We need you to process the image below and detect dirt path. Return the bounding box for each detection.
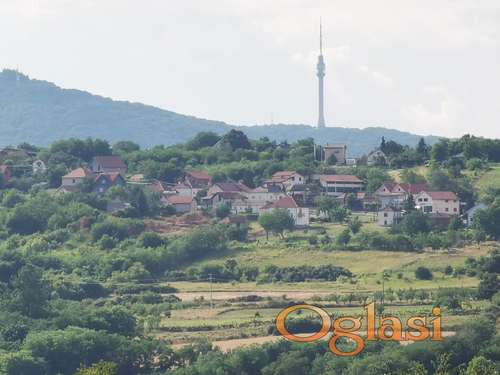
[174,290,333,302]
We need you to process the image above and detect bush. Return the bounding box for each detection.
[138,232,166,248]
[415,266,433,280]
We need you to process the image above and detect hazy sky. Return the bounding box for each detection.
[1,1,499,138]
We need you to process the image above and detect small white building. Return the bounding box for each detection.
[377,207,403,226]
[465,203,488,227]
[60,167,94,192]
[415,191,460,215]
[243,186,286,213]
[261,196,310,227]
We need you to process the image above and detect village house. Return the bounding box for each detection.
[318,175,364,196]
[261,196,310,227]
[185,170,212,189]
[174,170,213,198]
[289,183,323,207]
[465,202,488,227]
[93,172,126,195]
[323,144,347,164]
[0,165,12,183]
[60,167,95,192]
[414,191,460,215]
[374,182,430,209]
[265,171,304,191]
[164,195,196,214]
[242,185,286,213]
[377,206,403,226]
[91,155,127,174]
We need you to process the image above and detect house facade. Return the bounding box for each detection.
[261,196,310,227]
[266,171,305,191]
[414,191,460,215]
[377,207,403,226]
[164,195,196,213]
[323,144,347,165]
[319,175,364,196]
[61,168,95,191]
[93,172,126,195]
[374,182,430,209]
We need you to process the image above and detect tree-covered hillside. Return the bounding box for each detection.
[0,70,438,155]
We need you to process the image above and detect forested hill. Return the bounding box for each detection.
[0,69,438,155]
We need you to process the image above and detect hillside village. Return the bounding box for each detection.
[48,150,466,231]
[1,131,500,374]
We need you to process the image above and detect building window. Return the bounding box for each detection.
[384,213,388,217]
[424,198,428,202]
[454,208,457,212]
[445,208,449,212]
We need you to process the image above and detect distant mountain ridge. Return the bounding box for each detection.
[0,69,439,156]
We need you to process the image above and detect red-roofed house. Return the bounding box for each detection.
[261,196,309,226]
[319,175,364,195]
[60,168,95,191]
[164,195,196,213]
[91,156,127,174]
[375,182,430,208]
[185,170,212,187]
[415,191,460,215]
[266,171,305,191]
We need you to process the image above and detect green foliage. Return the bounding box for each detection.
[75,361,118,375]
[398,211,431,235]
[258,210,295,239]
[11,264,51,318]
[415,266,433,280]
[215,203,231,219]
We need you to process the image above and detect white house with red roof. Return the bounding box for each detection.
[60,167,95,191]
[319,175,364,196]
[266,171,305,191]
[375,182,430,208]
[415,191,460,215]
[164,195,196,213]
[261,196,310,226]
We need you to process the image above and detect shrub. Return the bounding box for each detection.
[415,266,433,280]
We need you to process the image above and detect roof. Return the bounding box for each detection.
[95,172,123,183]
[269,196,299,209]
[166,195,194,205]
[424,191,459,201]
[272,171,298,179]
[63,167,94,179]
[186,170,211,181]
[324,144,346,149]
[93,155,127,169]
[215,182,251,193]
[320,175,363,183]
[399,183,430,194]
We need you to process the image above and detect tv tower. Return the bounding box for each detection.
[317,20,326,128]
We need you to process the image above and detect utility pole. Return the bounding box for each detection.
[208,273,213,310]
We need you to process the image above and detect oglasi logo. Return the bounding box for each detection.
[275,302,442,356]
